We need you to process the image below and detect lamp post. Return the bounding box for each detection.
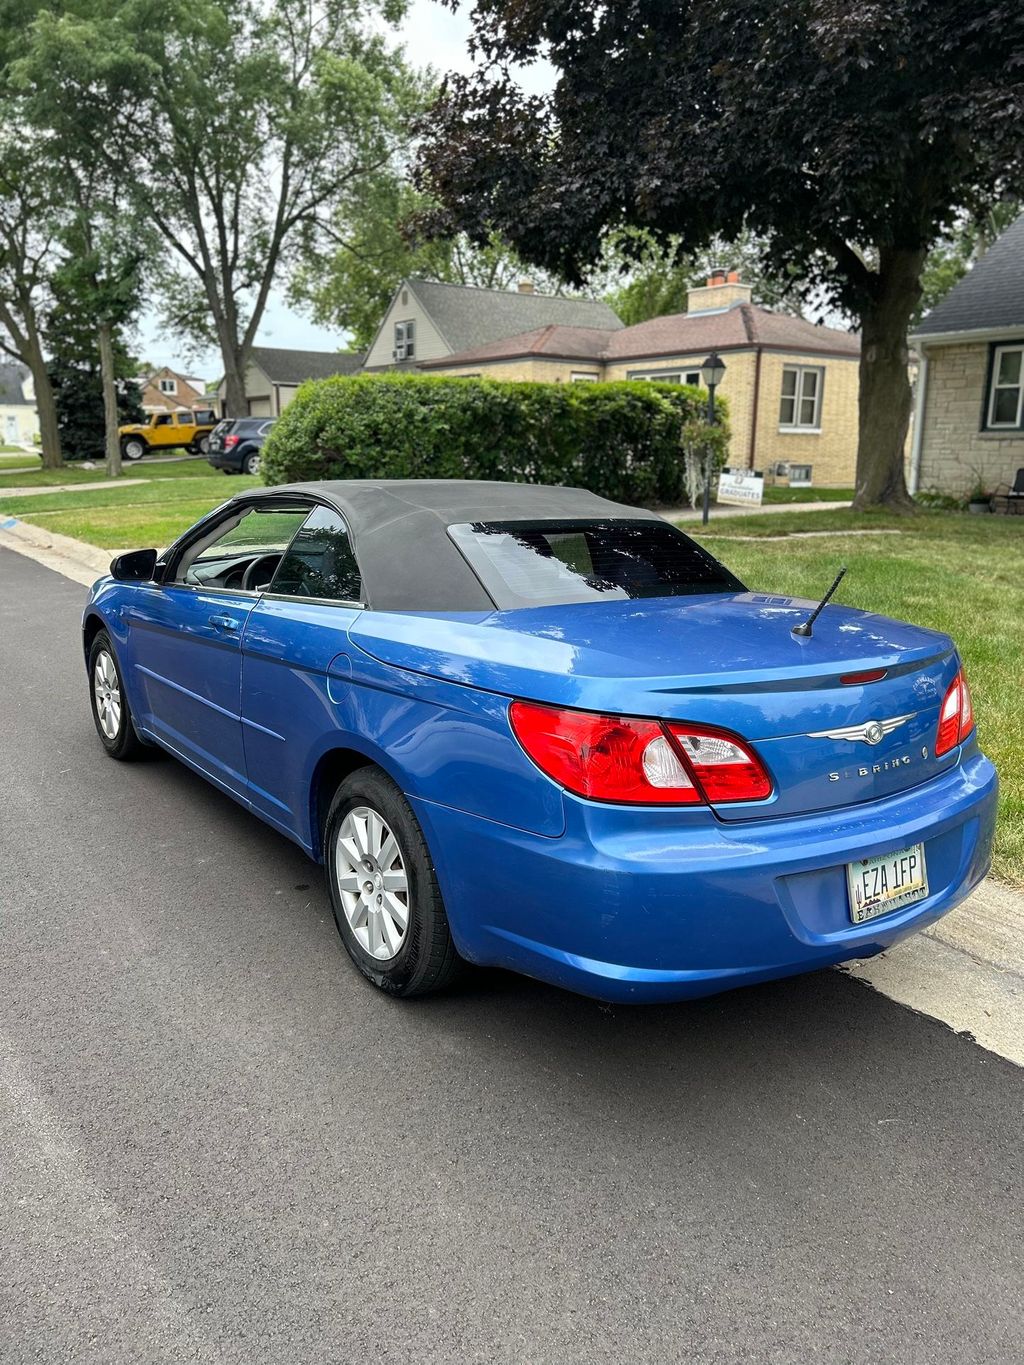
[700,351,726,526]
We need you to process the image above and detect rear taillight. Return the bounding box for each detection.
[508,701,772,806]
[935,668,975,757]
[224,434,240,448]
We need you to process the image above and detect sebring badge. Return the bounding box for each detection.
[807,713,914,746]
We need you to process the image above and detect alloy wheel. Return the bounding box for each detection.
[93,650,122,740]
[334,805,410,960]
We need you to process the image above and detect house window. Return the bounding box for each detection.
[394,320,415,361]
[628,370,702,386]
[570,372,600,382]
[159,378,177,395]
[788,464,813,486]
[779,366,823,429]
[986,344,1024,429]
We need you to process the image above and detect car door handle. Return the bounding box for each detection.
[208,613,240,631]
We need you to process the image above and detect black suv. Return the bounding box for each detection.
[206,418,274,476]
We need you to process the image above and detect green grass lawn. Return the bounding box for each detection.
[0,454,214,488]
[761,485,853,503]
[0,451,41,471]
[689,508,1023,887]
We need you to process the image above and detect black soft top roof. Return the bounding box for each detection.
[250,479,661,612]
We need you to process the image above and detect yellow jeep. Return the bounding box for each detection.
[118,408,218,461]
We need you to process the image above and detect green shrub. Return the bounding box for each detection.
[260,373,728,506]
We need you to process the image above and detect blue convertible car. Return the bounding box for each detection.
[83,480,997,1001]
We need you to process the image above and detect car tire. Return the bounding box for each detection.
[196,435,210,455]
[325,768,461,998]
[121,437,147,461]
[242,450,261,477]
[87,630,148,761]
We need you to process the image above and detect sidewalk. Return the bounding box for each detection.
[0,477,147,498]
[662,499,852,522]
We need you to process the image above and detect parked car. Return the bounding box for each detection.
[206,418,274,476]
[118,409,217,461]
[82,480,997,1002]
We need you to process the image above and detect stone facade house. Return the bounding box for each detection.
[910,213,1024,497]
[217,346,365,417]
[419,273,862,487]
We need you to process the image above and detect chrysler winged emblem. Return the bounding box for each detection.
[807,714,914,746]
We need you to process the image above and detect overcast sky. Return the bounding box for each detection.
[137,1,553,384]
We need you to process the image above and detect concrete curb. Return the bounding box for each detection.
[0,516,113,588]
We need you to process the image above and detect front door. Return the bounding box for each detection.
[123,502,311,798]
[5,415,18,442]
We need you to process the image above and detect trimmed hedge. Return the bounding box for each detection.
[260,373,728,507]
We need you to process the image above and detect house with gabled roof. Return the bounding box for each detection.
[0,362,38,446]
[361,277,623,371]
[216,346,365,417]
[910,212,1024,497]
[417,272,862,487]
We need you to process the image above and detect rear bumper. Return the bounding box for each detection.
[412,752,998,1002]
[207,451,241,471]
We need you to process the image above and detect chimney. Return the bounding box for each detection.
[687,268,753,315]
[517,279,536,294]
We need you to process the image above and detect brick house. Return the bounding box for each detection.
[909,212,1024,497]
[136,366,207,414]
[417,272,862,487]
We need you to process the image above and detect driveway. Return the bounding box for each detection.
[1,546,1021,1364]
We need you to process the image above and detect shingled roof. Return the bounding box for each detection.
[0,363,31,405]
[404,278,623,355]
[913,213,1024,339]
[420,304,859,369]
[250,347,365,384]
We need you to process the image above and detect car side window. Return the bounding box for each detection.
[155,414,172,426]
[176,505,312,589]
[269,505,362,604]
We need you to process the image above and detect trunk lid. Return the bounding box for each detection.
[350,592,963,819]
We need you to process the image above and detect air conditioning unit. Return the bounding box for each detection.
[394,344,406,361]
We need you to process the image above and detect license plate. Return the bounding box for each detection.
[846,843,928,924]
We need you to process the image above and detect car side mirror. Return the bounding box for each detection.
[110,548,159,582]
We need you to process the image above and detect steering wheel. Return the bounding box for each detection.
[241,552,281,593]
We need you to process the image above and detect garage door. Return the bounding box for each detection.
[247,397,273,417]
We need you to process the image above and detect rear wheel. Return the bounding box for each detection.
[325,768,460,997]
[242,450,261,476]
[88,630,147,760]
[195,434,211,454]
[121,437,147,461]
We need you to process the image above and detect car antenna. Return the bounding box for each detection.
[792,566,847,638]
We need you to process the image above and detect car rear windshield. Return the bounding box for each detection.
[447,519,744,608]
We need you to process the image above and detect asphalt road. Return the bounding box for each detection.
[1,545,1022,1365]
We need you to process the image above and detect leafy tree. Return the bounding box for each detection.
[601,229,805,327]
[418,0,1024,510]
[916,201,1021,324]
[47,250,145,462]
[291,177,574,349]
[23,0,423,416]
[0,128,64,467]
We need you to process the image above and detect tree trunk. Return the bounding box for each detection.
[98,321,123,478]
[25,347,63,470]
[221,350,248,417]
[852,246,926,512]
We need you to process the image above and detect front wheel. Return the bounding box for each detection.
[121,437,147,461]
[88,631,148,760]
[325,769,461,997]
